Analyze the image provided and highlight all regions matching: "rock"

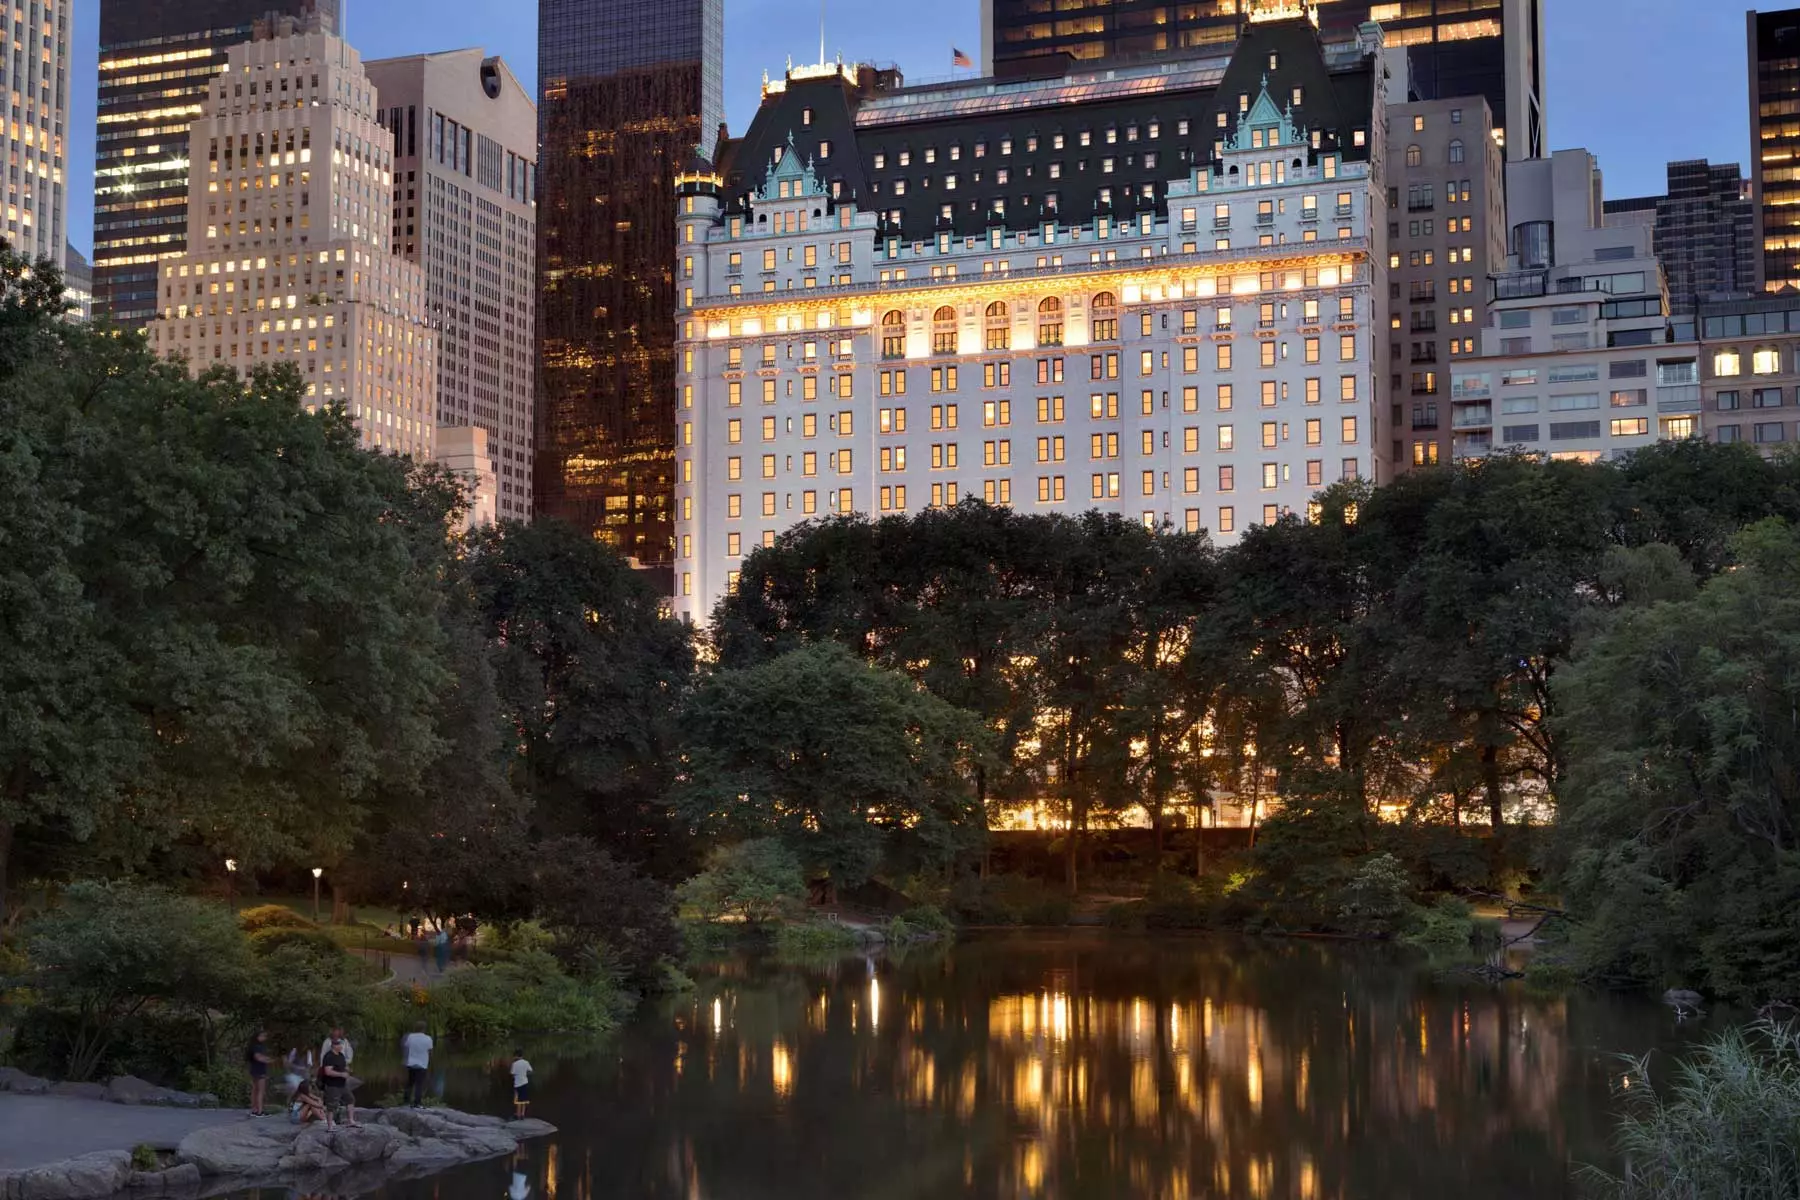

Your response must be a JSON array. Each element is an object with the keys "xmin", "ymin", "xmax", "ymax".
[
  {"xmin": 503, "ymin": 1119, "xmax": 557, "ymax": 1140},
  {"xmin": 0, "ymin": 1150, "xmax": 131, "ymax": 1200},
  {"xmin": 103, "ymin": 1077, "xmax": 205, "ymax": 1108},
  {"xmin": 324, "ymin": 1125, "xmax": 400, "ymax": 1166},
  {"xmin": 175, "ymin": 1122, "xmax": 293, "ymax": 1176},
  {"xmin": 1663, "ymin": 987, "xmax": 1705, "ymax": 1009},
  {"xmin": 387, "ymin": 1138, "xmax": 463, "ymax": 1168},
  {"xmin": 47, "ymin": 1083, "xmax": 108, "ymax": 1102},
  {"xmin": 0, "ymin": 1067, "xmax": 51, "ymax": 1094}
]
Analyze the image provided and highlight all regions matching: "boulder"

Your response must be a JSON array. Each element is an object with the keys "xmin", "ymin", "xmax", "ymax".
[
  {"xmin": 504, "ymin": 1119, "xmax": 557, "ymax": 1139},
  {"xmin": 103, "ymin": 1077, "xmax": 205, "ymax": 1108},
  {"xmin": 0, "ymin": 1067, "xmax": 51, "ymax": 1095},
  {"xmin": 0, "ymin": 1151, "xmax": 131, "ymax": 1200},
  {"xmin": 276, "ymin": 1130, "xmax": 348, "ymax": 1174},
  {"xmin": 324, "ymin": 1125, "xmax": 400, "ymax": 1166},
  {"xmin": 123, "ymin": 1163, "xmax": 202, "ymax": 1194},
  {"xmin": 387, "ymin": 1138, "xmax": 463, "ymax": 1168},
  {"xmin": 46, "ymin": 1083, "xmax": 107, "ymax": 1102},
  {"xmin": 175, "ymin": 1123, "xmax": 292, "ymax": 1177}
]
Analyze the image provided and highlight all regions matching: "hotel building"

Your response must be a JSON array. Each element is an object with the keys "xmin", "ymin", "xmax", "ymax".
[
  {"xmin": 146, "ymin": 13, "xmax": 437, "ymax": 460},
  {"xmin": 365, "ymin": 50, "xmax": 538, "ymax": 521},
  {"xmin": 96, "ymin": 0, "xmax": 337, "ymax": 328},
  {"xmin": 673, "ymin": 14, "xmax": 1394, "ymax": 621}
]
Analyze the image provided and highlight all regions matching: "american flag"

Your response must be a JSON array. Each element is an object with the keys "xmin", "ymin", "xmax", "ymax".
[{"xmin": 952, "ymin": 47, "xmax": 973, "ymax": 68}]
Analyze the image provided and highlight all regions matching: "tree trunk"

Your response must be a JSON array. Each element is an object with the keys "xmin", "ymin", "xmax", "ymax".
[
  {"xmin": 1482, "ymin": 741, "xmax": 1507, "ymax": 882},
  {"xmin": 1148, "ymin": 725, "xmax": 1166, "ymax": 882},
  {"xmin": 1194, "ymin": 801, "xmax": 1207, "ymax": 878}
]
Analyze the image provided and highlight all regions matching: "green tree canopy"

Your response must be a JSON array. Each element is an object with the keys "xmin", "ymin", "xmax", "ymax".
[{"xmin": 674, "ymin": 642, "xmax": 989, "ymax": 889}]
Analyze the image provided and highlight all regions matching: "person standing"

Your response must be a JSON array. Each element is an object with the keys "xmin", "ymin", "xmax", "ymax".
[
  {"xmin": 318, "ymin": 1026, "xmax": 354, "ymax": 1068},
  {"xmin": 318, "ymin": 1036, "xmax": 360, "ymax": 1127},
  {"xmin": 509, "ymin": 1049, "xmax": 532, "ymax": 1119},
  {"xmin": 434, "ymin": 928, "xmax": 450, "ymax": 973},
  {"xmin": 245, "ymin": 1029, "xmax": 272, "ymax": 1117},
  {"xmin": 401, "ymin": 1022, "xmax": 434, "ymax": 1108}
]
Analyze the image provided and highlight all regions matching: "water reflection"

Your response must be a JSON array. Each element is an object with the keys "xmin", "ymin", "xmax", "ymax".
[{"xmin": 356, "ymin": 931, "xmax": 1712, "ymax": 1200}]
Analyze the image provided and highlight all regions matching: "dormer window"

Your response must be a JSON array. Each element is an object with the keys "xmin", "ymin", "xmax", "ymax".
[
  {"xmin": 1268, "ymin": 52, "xmax": 1279, "ymax": 70},
  {"xmin": 874, "ymin": 152, "xmax": 885, "ymax": 169},
  {"xmin": 1239, "ymin": 93, "xmax": 1250, "ymax": 112},
  {"xmin": 949, "ymin": 144, "xmax": 961, "ymax": 160},
  {"xmin": 819, "ymin": 140, "xmax": 832, "ymax": 159},
  {"xmin": 1291, "ymin": 87, "xmax": 1303, "ymax": 106},
  {"xmin": 924, "ymin": 147, "xmax": 936, "ymax": 163},
  {"xmin": 899, "ymin": 149, "xmax": 911, "ymax": 166},
  {"xmin": 1217, "ymin": 111, "xmax": 1229, "ymax": 129},
  {"xmin": 802, "ymin": 108, "xmax": 814, "ymax": 126}
]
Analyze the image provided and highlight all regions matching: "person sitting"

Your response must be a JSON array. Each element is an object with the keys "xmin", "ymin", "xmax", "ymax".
[{"xmin": 290, "ymin": 1080, "xmax": 333, "ymax": 1129}]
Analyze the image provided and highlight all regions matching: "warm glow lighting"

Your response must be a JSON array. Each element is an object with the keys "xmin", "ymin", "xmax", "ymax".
[
  {"xmin": 869, "ymin": 976, "xmax": 882, "ymax": 1032},
  {"xmin": 311, "ymin": 867, "xmax": 322, "ymax": 878}
]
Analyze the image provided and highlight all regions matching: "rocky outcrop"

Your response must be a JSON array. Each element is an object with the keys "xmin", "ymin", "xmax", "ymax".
[
  {"xmin": 0, "ymin": 1109, "xmax": 553, "ymax": 1200},
  {"xmin": 102, "ymin": 1079, "xmax": 214, "ymax": 1109}
]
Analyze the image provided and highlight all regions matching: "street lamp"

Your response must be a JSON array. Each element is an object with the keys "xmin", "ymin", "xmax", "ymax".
[
  {"xmin": 311, "ymin": 867, "xmax": 323, "ymax": 923},
  {"xmin": 225, "ymin": 858, "xmax": 237, "ymax": 911}
]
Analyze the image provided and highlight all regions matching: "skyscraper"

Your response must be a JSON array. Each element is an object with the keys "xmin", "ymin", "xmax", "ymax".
[
  {"xmin": 983, "ymin": 0, "xmax": 1545, "ymax": 159},
  {"xmin": 95, "ymin": 0, "xmax": 339, "ymax": 328},
  {"xmin": 1751, "ymin": 7, "xmax": 1800, "ymax": 293},
  {"xmin": 535, "ymin": 0, "xmax": 724, "ymax": 579},
  {"xmin": 366, "ymin": 50, "xmax": 539, "ymax": 522},
  {"xmin": 0, "ymin": 0, "xmax": 70, "ymax": 268},
  {"xmin": 146, "ymin": 11, "xmax": 437, "ymax": 462},
  {"xmin": 1605, "ymin": 160, "xmax": 1757, "ymax": 315}
]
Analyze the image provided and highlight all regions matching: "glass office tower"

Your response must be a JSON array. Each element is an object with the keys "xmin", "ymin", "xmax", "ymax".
[
  {"xmin": 535, "ymin": 0, "xmax": 724, "ymax": 580},
  {"xmin": 95, "ymin": 0, "xmax": 339, "ymax": 328}
]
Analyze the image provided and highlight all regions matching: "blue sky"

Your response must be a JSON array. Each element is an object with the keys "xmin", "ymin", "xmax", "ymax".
[{"xmin": 65, "ymin": 0, "xmax": 1767, "ymax": 257}]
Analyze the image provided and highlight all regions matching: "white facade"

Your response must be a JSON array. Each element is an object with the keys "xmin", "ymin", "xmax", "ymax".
[
  {"xmin": 673, "ymin": 75, "xmax": 1389, "ymax": 622},
  {"xmin": 1454, "ymin": 148, "xmax": 1699, "ymax": 462},
  {"xmin": 365, "ymin": 50, "xmax": 538, "ymax": 523},
  {"xmin": 146, "ymin": 16, "xmax": 436, "ymax": 461}
]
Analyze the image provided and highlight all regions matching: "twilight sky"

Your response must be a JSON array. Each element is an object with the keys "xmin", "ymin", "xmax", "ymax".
[{"xmin": 64, "ymin": 0, "xmax": 1771, "ymax": 257}]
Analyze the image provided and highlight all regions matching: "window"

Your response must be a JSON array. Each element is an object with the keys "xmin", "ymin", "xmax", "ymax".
[
  {"xmin": 1090, "ymin": 292, "xmax": 1118, "ymax": 341},
  {"xmin": 1405, "ymin": 144, "xmax": 1421, "ymax": 167},
  {"xmin": 1755, "ymin": 422, "xmax": 1787, "ymax": 444},
  {"xmin": 1341, "ymin": 416, "xmax": 1357, "ymax": 443},
  {"xmin": 1715, "ymin": 349, "xmax": 1742, "ymax": 377},
  {"xmin": 1038, "ymin": 297, "xmax": 1064, "ymax": 346},
  {"xmin": 1717, "ymin": 391, "xmax": 1741, "ymax": 411},
  {"xmin": 1448, "ymin": 139, "xmax": 1464, "ymax": 164},
  {"xmin": 1217, "ymin": 425, "xmax": 1234, "ymax": 450},
  {"xmin": 1754, "ymin": 347, "xmax": 1784, "ymax": 375},
  {"xmin": 932, "ymin": 305, "xmax": 958, "ymax": 355},
  {"xmin": 881, "ymin": 310, "xmax": 905, "ymax": 358},
  {"xmin": 1610, "ymin": 417, "xmax": 1649, "ymax": 437},
  {"xmin": 984, "ymin": 300, "xmax": 1010, "ymax": 350}
]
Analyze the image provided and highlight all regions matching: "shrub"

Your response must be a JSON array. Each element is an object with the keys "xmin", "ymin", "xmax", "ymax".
[
  {"xmin": 1338, "ymin": 853, "xmax": 1415, "ymax": 938},
  {"xmin": 773, "ymin": 921, "xmax": 861, "ymax": 958},
  {"xmin": 1581, "ymin": 1020, "xmax": 1800, "ymax": 1199},
  {"xmin": 898, "ymin": 905, "xmax": 954, "ymax": 935},
  {"xmin": 677, "ymin": 839, "xmax": 806, "ymax": 925},
  {"xmin": 947, "ymin": 877, "xmax": 1071, "ymax": 927},
  {"xmin": 248, "ymin": 927, "xmax": 344, "ymax": 964},
  {"xmin": 237, "ymin": 906, "xmax": 316, "ymax": 933},
  {"xmin": 130, "ymin": 1146, "xmax": 159, "ymax": 1172},
  {"xmin": 1402, "ymin": 896, "xmax": 1479, "ymax": 955},
  {"xmin": 181, "ymin": 1060, "xmax": 250, "ymax": 1108}
]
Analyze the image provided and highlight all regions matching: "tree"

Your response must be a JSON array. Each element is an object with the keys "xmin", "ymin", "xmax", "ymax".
[
  {"xmin": 1554, "ymin": 520, "xmax": 1800, "ymax": 1002},
  {"xmin": 677, "ymin": 838, "xmax": 806, "ymax": 925},
  {"xmin": 464, "ymin": 520, "xmax": 695, "ymax": 878},
  {"xmin": 0, "ymin": 251, "xmax": 458, "ymax": 920},
  {"xmin": 674, "ymin": 642, "xmax": 989, "ymax": 891}
]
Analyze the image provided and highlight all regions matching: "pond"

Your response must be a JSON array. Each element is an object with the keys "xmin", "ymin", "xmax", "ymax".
[{"xmin": 322, "ymin": 931, "xmax": 1714, "ymax": 1200}]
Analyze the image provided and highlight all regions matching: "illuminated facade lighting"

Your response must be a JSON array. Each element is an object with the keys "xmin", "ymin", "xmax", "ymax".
[
  {"xmin": 672, "ymin": 16, "xmax": 1394, "ymax": 622},
  {"xmin": 95, "ymin": 0, "xmax": 339, "ymax": 328}
]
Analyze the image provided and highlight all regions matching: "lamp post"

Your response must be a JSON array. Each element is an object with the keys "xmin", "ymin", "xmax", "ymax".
[
  {"xmin": 311, "ymin": 867, "xmax": 323, "ymax": 923},
  {"xmin": 225, "ymin": 858, "xmax": 237, "ymax": 912}
]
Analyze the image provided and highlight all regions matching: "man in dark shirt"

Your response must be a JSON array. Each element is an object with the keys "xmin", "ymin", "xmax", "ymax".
[{"xmin": 318, "ymin": 1037, "xmax": 360, "ymax": 1127}]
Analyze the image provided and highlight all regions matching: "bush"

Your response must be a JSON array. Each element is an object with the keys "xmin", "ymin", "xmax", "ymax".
[
  {"xmin": 1338, "ymin": 854, "xmax": 1415, "ymax": 938},
  {"xmin": 773, "ymin": 921, "xmax": 861, "ymax": 958},
  {"xmin": 181, "ymin": 1060, "xmax": 250, "ymax": 1108},
  {"xmin": 130, "ymin": 1146, "xmax": 159, "ymax": 1172},
  {"xmin": 237, "ymin": 906, "xmax": 316, "ymax": 933},
  {"xmin": 1402, "ymin": 896, "xmax": 1480, "ymax": 955},
  {"xmin": 898, "ymin": 905, "xmax": 954, "ymax": 935},
  {"xmin": 389, "ymin": 951, "xmax": 626, "ymax": 1039},
  {"xmin": 677, "ymin": 839, "xmax": 806, "ymax": 925},
  {"xmin": 1581, "ymin": 1020, "xmax": 1800, "ymax": 1199},
  {"xmin": 947, "ymin": 876, "xmax": 1071, "ymax": 927},
  {"xmin": 248, "ymin": 927, "xmax": 344, "ymax": 964}
]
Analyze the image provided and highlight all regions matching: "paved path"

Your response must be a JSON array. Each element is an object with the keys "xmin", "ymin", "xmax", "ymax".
[
  {"xmin": 350, "ymin": 947, "xmax": 467, "ymax": 985},
  {"xmin": 0, "ymin": 1095, "xmax": 254, "ymax": 1169}
]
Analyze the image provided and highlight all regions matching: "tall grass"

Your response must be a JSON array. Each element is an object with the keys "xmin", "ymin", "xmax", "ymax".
[{"xmin": 1581, "ymin": 1020, "xmax": 1800, "ymax": 1199}]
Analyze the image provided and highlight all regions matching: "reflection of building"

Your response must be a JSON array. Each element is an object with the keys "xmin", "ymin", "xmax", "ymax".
[
  {"xmin": 63, "ymin": 244, "xmax": 93, "ymax": 320},
  {"xmin": 534, "ymin": 0, "xmax": 724, "ymax": 579},
  {"xmin": 1385, "ymin": 97, "xmax": 1506, "ymax": 469},
  {"xmin": 674, "ymin": 16, "xmax": 1394, "ymax": 621},
  {"xmin": 982, "ymin": 0, "xmax": 1546, "ymax": 159},
  {"xmin": 1752, "ymin": 8, "xmax": 1800, "ymax": 294},
  {"xmin": 1455, "ymin": 149, "xmax": 1697, "ymax": 464},
  {"xmin": 1605, "ymin": 160, "xmax": 1758, "ymax": 315},
  {"xmin": 95, "ymin": 0, "xmax": 338, "ymax": 328},
  {"xmin": 366, "ymin": 50, "xmax": 538, "ymax": 522},
  {"xmin": 146, "ymin": 14, "xmax": 437, "ymax": 460}
]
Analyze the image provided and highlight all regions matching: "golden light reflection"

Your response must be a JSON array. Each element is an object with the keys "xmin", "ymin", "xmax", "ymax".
[
  {"xmin": 771, "ymin": 1040, "xmax": 793, "ymax": 1098},
  {"xmin": 869, "ymin": 975, "xmax": 881, "ymax": 1032}
]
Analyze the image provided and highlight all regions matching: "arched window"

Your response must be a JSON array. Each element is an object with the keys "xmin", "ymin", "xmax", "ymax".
[
  {"xmin": 1448, "ymin": 139, "xmax": 1465, "ymax": 164},
  {"xmin": 1090, "ymin": 291, "xmax": 1118, "ymax": 342},
  {"xmin": 881, "ymin": 310, "xmax": 906, "ymax": 360},
  {"xmin": 932, "ymin": 305, "xmax": 958, "ymax": 355},
  {"xmin": 1037, "ymin": 297, "xmax": 1064, "ymax": 347},
  {"xmin": 984, "ymin": 300, "xmax": 1010, "ymax": 351},
  {"xmin": 1405, "ymin": 143, "xmax": 1422, "ymax": 168}
]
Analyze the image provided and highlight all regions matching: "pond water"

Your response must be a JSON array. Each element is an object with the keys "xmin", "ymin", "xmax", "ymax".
[{"xmin": 315, "ymin": 931, "xmax": 1716, "ymax": 1200}]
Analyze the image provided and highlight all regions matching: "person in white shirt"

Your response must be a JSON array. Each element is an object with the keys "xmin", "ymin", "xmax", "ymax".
[
  {"xmin": 509, "ymin": 1049, "xmax": 532, "ymax": 1119},
  {"xmin": 319, "ymin": 1027, "xmax": 354, "ymax": 1067},
  {"xmin": 401, "ymin": 1023, "xmax": 434, "ymax": 1108}
]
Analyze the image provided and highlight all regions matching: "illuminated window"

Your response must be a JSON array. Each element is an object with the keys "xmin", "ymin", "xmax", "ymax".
[
  {"xmin": 1754, "ymin": 347, "xmax": 1783, "ymax": 375},
  {"xmin": 1038, "ymin": 296, "xmax": 1064, "ymax": 346}
]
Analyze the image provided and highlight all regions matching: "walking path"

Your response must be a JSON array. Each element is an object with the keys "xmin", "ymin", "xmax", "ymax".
[
  {"xmin": 0, "ymin": 1095, "xmax": 249, "ymax": 1170},
  {"xmin": 350, "ymin": 947, "xmax": 468, "ymax": 985}
]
